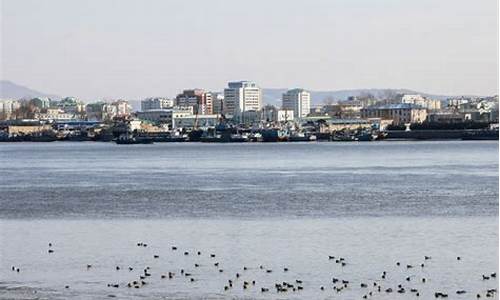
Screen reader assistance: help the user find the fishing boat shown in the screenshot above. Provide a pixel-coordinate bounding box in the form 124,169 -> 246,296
115,134 -> 153,144
261,128 -> 289,142
461,129 -> 499,140
289,132 -> 317,142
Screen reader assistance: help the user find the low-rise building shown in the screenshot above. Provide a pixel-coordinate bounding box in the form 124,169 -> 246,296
35,108 -> 79,121
427,111 -> 466,123
136,107 -> 193,128
322,102 -> 364,118
327,118 -> 373,131
30,97 -> 51,109
261,105 -> 294,123
399,94 -> 441,110
141,97 -> 174,111
102,100 -> 132,121
173,114 -> 219,129
85,102 -> 106,121
0,99 -> 21,120
361,103 -> 427,125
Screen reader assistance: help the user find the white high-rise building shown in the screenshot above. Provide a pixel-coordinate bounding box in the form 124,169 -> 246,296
223,81 -> 262,117
282,88 -> 311,119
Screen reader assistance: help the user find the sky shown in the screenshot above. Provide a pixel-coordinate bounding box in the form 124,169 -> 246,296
1,0 -> 498,100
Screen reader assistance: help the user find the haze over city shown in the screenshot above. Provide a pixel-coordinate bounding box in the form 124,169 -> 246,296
1,0 -> 498,100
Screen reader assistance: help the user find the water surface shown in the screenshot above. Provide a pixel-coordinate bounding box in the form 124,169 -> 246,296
0,141 -> 498,299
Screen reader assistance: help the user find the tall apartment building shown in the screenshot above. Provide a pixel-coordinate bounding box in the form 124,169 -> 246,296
282,88 -> 311,119
175,89 -> 213,115
223,81 -> 262,117
211,92 -> 224,115
141,97 -> 174,111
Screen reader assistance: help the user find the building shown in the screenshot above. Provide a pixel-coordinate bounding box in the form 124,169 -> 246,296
211,92 -> 224,115
102,100 -> 132,121
0,99 -> 21,120
141,97 -> 174,111
399,94 -> 441,111
327,119 -> 373,131
173,114 -> 219,129
447,98 -> 469,109
261,105 -> 294,122
35,108 -> 79,121
282,88 -> 310,119
136,107 -> 193,128
361,103 -> 427,125
29,97 -> 51,109
175,89 -> 212,115
57,97 -> 86,114
427,111 -> 466,123
223,81 -> 262,117
85,102 -> 106,121
322,102 -> 363,118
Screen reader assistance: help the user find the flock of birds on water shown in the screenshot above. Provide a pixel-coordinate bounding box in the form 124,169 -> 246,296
7,241 -> 499,299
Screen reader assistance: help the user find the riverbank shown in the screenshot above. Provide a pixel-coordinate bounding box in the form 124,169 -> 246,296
0,129 -> 498,143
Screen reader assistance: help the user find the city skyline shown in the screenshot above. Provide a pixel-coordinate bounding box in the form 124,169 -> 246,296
1,0 -> 498,100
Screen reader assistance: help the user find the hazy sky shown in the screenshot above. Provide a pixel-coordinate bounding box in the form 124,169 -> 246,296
1,0 -> 498,100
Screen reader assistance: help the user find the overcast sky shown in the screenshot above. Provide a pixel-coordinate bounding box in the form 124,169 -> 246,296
1,0 -> 498,100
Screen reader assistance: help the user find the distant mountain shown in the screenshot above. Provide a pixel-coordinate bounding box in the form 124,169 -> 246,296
0,80 -> 478,108
263,88 -> 454,107
0,80 -> 60,100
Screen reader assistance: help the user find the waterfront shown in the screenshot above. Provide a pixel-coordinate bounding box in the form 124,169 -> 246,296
0,141 -> 498,299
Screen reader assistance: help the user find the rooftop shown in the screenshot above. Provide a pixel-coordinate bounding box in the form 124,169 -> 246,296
364,103 -> 425,110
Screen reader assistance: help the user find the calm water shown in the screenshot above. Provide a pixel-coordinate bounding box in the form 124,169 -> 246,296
0,141 -> 498,299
